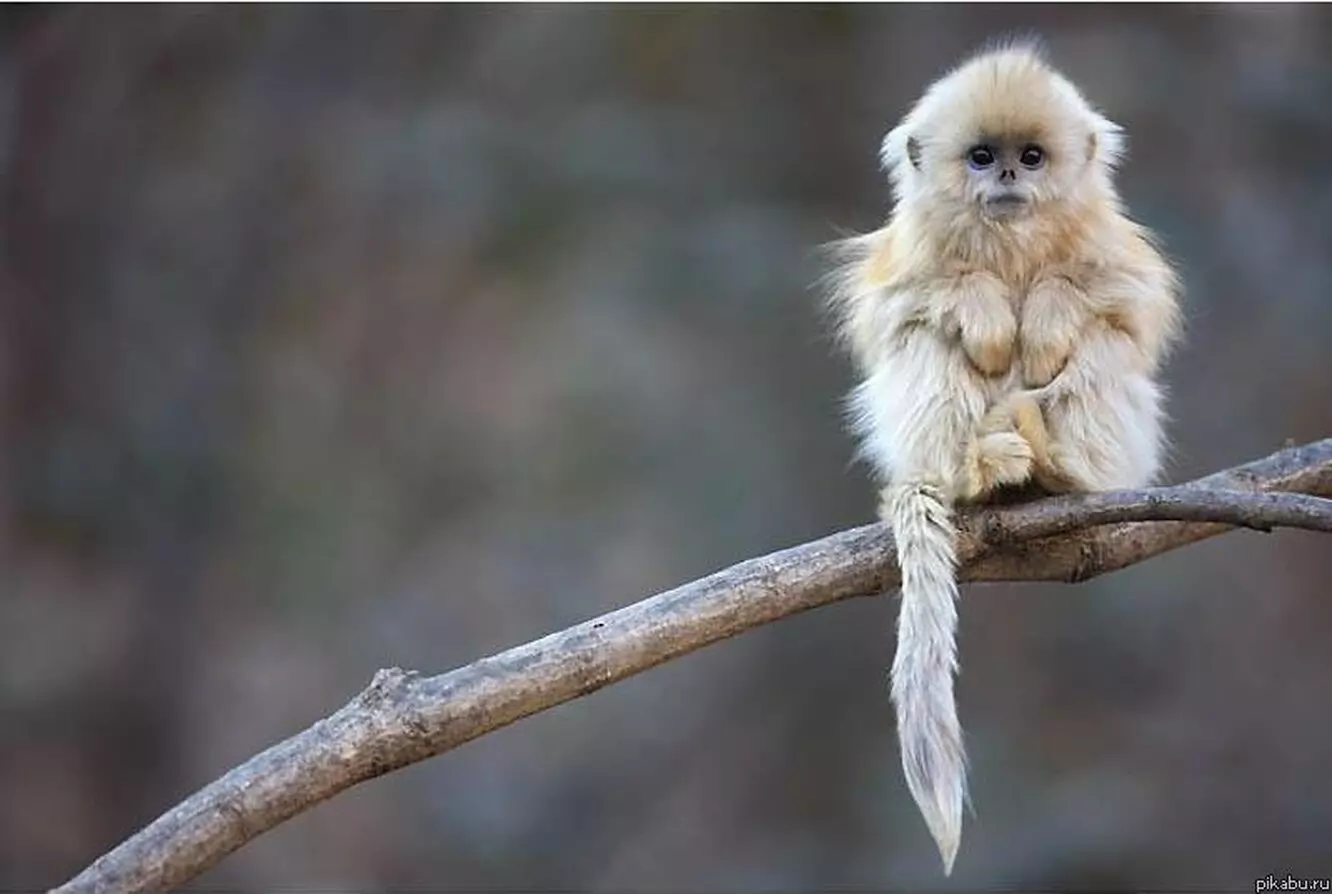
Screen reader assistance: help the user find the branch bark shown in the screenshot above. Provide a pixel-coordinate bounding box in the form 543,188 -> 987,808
53,438 -> 1332,894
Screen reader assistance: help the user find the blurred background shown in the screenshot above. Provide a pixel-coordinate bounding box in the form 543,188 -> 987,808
2,5 -> 1330,892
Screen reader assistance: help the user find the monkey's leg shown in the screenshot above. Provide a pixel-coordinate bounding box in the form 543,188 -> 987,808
856,329 -> 1028,512
951,378 -> 1051,504
977,394 -> 1072,494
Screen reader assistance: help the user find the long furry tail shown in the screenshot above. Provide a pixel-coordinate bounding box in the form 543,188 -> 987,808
884,481 -> 968,875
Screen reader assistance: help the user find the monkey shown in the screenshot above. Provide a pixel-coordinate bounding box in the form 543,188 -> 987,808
825,41 -> 1181,874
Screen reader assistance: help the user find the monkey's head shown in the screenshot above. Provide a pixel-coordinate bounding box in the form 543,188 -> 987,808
881,42 -> 1125,223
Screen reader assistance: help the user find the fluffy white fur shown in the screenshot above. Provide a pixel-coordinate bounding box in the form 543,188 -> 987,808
826,40 -> 1182,874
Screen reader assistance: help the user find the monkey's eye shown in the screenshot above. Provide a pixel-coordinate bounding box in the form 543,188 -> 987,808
1019,145 -> 1045,168
966,145 -> 996,169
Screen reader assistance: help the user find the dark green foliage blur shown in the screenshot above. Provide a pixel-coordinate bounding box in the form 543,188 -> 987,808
3,6 -> 1330,891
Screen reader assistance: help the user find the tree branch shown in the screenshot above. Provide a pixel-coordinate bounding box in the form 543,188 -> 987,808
53,438 -> 1332,894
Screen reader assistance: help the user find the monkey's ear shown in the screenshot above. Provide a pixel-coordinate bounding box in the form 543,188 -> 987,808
1087,114 -> 1127,167
879,124 -> 916,175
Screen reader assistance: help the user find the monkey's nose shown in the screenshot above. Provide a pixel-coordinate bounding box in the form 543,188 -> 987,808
999,168 -> 1016,182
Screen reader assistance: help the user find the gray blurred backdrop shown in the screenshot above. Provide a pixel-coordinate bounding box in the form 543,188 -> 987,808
3,5 -> 1330,892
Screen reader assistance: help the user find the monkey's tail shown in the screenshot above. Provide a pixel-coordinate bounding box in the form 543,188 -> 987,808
884,480 -> 968,875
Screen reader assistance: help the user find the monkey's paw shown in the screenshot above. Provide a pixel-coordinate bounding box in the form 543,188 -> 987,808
957,305 -> 1017,378
943,272 -> 1017,377
1020,340 -> 1073,388
966,333 -> 1016,378
960,431 -> 1033,501
1019,277 -> 1086,386
978,431 -> 1034,488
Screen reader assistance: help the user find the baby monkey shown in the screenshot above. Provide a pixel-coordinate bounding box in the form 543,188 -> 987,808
827,41 -> 1181,873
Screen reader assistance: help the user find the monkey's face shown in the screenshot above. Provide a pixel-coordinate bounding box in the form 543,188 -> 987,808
888,49 -> 1123,224
960,137 -> 1052,220
904,123 -> 1086,222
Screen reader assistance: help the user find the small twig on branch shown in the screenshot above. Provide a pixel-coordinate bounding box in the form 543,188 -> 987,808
53,438 -> 1332,894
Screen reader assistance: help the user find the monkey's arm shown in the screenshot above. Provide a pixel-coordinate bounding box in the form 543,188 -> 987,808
835,240 -> 1031,500
1086,233 -> 1182,373
834,229 -> 1017,380
1019,317 -> 1171,493
1019,274 -> 1093,387
925,272 -> 1018,378
1008,235 -> 1180,493
1020,233 -> 1181,387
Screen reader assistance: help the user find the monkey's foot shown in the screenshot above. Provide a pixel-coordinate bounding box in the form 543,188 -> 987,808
1007,397 -> 1055,468
983,395 -> 1078,494
978,431 -> 1034,487
960,431 -> 1033,501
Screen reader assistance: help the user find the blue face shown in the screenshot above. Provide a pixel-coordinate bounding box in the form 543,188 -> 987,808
964,138 -> 1049,219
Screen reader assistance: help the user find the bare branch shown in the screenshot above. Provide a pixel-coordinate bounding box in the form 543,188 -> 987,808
52,438 -> 1332,894
968,487 -> 1332,542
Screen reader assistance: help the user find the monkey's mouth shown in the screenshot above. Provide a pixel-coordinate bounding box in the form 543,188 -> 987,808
982,193 -> 1031,219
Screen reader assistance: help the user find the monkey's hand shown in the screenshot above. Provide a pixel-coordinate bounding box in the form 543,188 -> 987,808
939,272 -> 1017,377
1019,275 -> 1091,387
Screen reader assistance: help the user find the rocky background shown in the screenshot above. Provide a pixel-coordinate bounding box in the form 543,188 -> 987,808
3,6 -> 1330,891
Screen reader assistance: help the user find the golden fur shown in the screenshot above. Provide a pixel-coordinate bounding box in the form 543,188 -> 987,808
826,40 -> 1182,873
